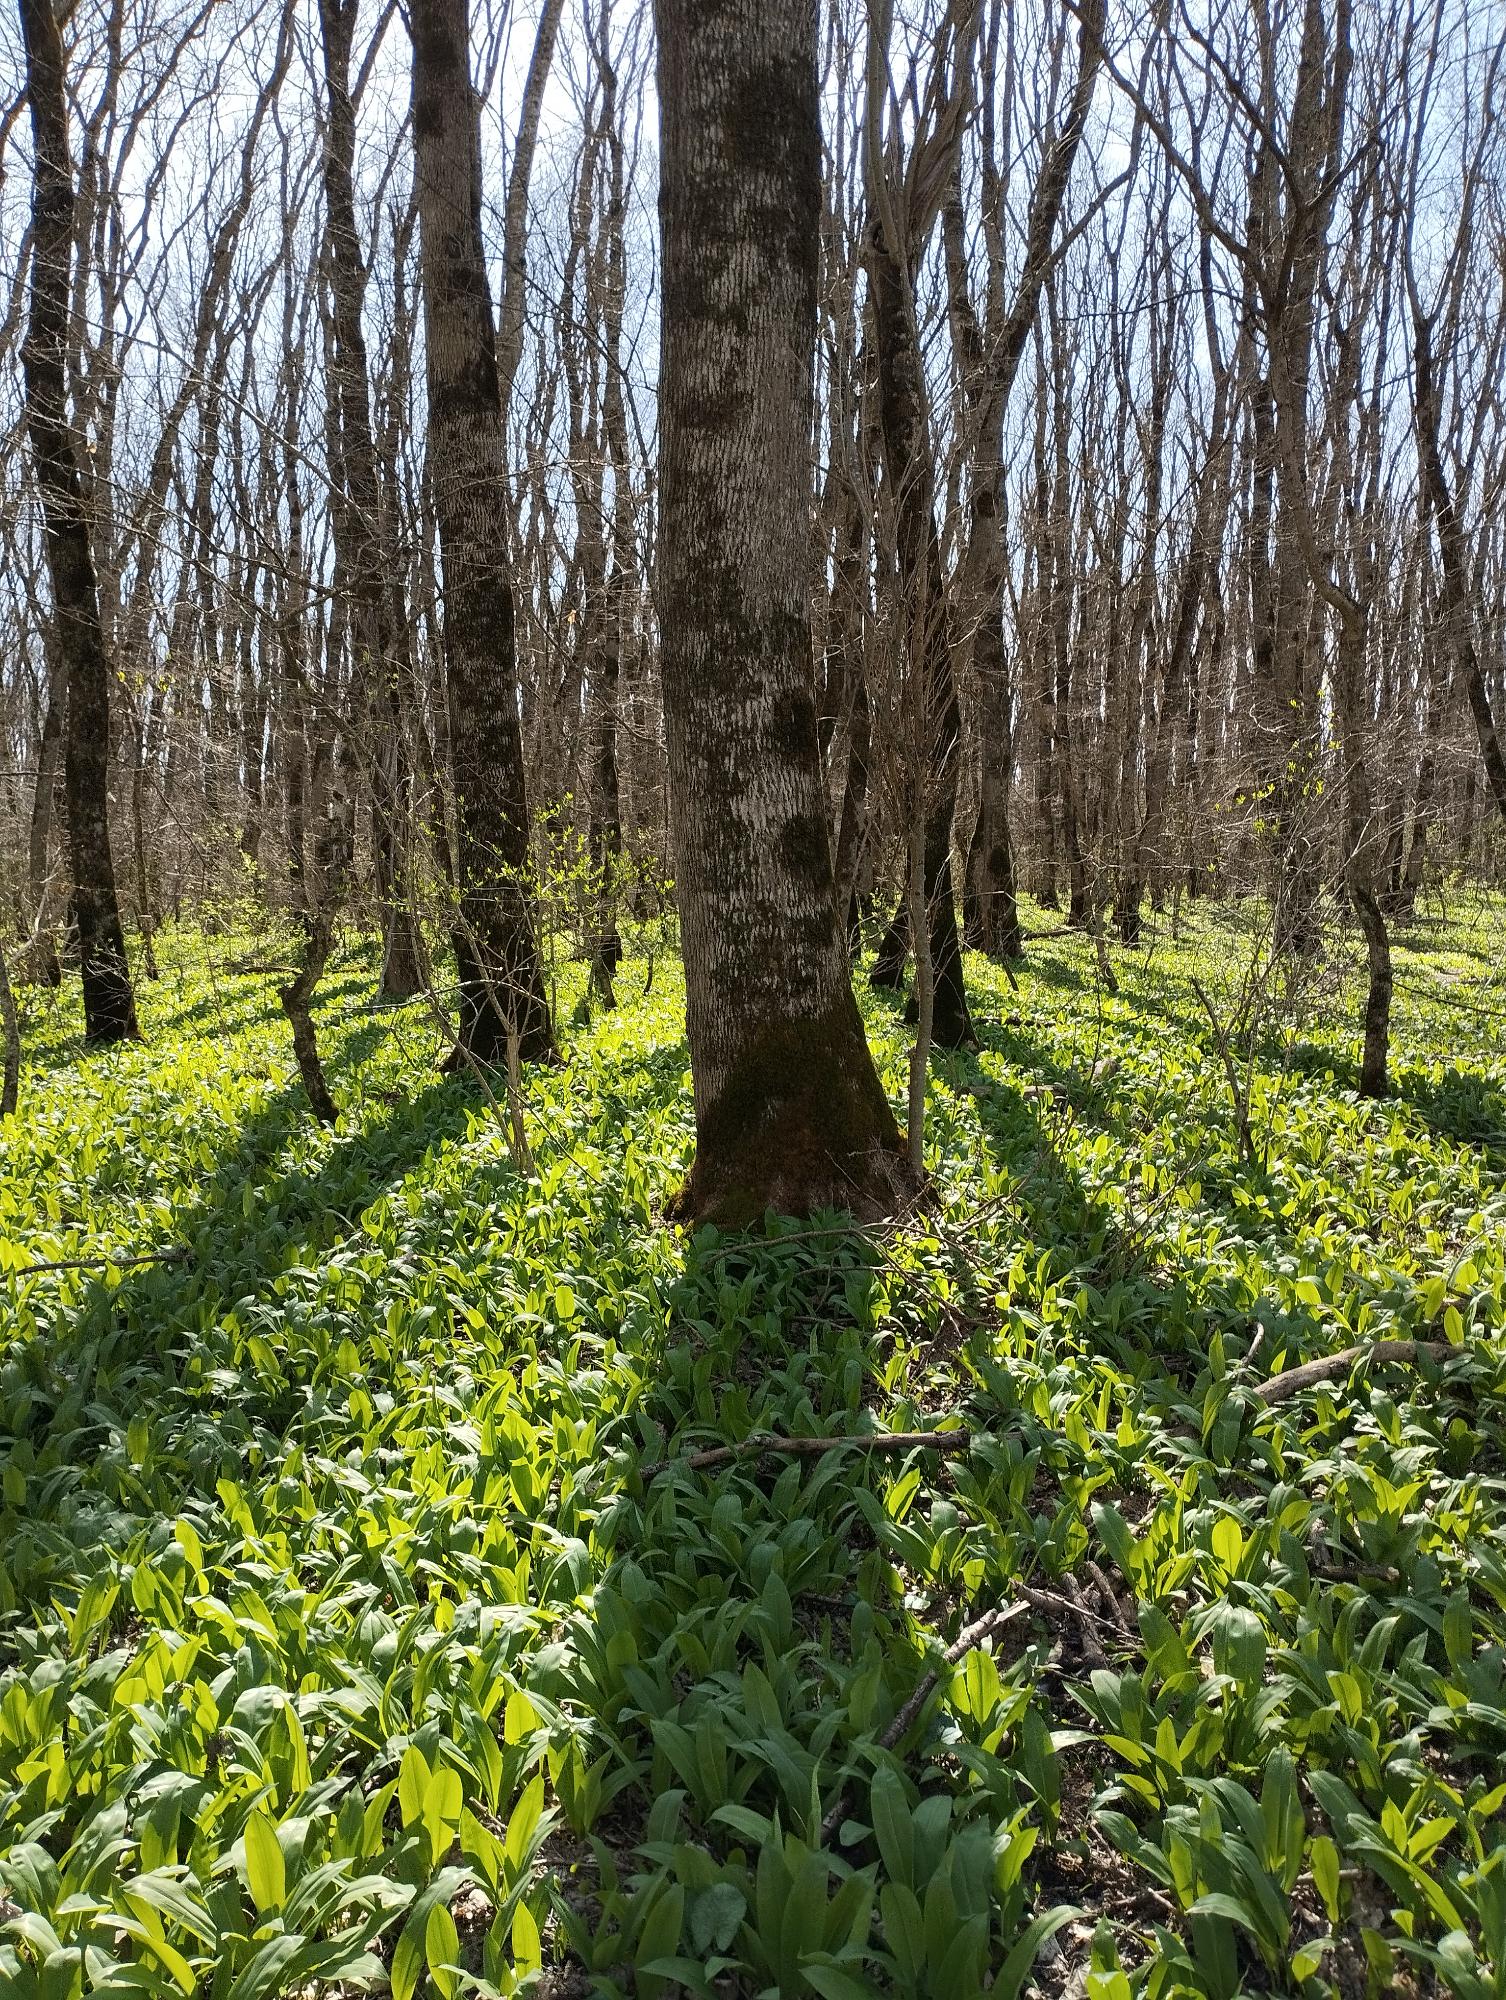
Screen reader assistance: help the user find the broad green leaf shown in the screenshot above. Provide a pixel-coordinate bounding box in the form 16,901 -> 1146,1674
243,1809 -> 285,1914
425,1903 -> 460,2000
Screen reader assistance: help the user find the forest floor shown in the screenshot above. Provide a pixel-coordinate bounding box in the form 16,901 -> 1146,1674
1,890 -> 1504,2000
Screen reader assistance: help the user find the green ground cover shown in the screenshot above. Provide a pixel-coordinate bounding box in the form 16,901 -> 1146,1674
1,896 -> 1504,1998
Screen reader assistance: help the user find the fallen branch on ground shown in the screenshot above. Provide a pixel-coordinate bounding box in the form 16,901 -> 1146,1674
820,1600 -> 1027,1846
1252,1338 -> 1460,1404
6,1245 -> 191,1279
637,1429 -> 975,1483
1085,1559 -> 1135,1640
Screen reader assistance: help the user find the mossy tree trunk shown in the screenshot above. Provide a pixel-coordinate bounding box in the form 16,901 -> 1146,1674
18,0 -> 138,1045
654,0 -> 914,1227
410,0 -> 553,1065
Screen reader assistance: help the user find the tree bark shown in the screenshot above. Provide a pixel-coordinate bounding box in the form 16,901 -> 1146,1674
945,0 -> 1104,961
17,0 -> 138,1043
23,656 -> 63,986
654,0 -> 913,1226
320,0 -> 427,1001
0,929 -> 19,1119
587,65 -> 630,1011
410,0 -> 553,1064
866,224 -> 975,1048
1411,296 -> 1506,827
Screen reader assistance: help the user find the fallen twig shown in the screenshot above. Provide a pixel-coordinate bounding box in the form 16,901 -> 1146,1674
1238,1322 -> 1271,1377
1252,1338 -> 1460,1404
1085,1560 -> 1134,1640
637,1429 -> 974,1483
7,1245 -> 192,1279
820,1600 -> 1027,1846
1059,1574 -> 1111,1666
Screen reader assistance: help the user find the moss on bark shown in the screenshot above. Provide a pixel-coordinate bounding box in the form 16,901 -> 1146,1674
669,987 -> 916,1229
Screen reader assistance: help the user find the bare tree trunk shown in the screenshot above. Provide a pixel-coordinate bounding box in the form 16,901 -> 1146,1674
1333,601 -> 1391,1098
24,660 -> 63,985
279,910 -> 339,1125
410,0 -> 554,1065
18,0 -> 138,1043
946,0 -> 1104,962
1127,248 -> 1236,937
128,693 -> 159,978
1411,294 -> 1506,827
654,0 -> 914,1225
867,223 -> 975,1048
319,0 -> 427,1002
0,929 -> 19,1119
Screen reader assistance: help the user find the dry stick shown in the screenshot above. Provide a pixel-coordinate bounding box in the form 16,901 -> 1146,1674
8,1246 -> 191,1278
1013,1581 -> 1121,1642
819,1600 -> 1028,1848
1085,1559 -> 1134,1640
1059,1573 -> 1110,1667
638,1429 -> 975,1484
1239,1321 -> 1272,1378
1252,1339 -> 1459,1405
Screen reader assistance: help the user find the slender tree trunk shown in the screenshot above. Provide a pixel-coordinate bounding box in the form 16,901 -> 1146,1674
832,665 -> 873,946
24,664 -> 63,985
944,0 -> 1103,962
654,0 -> 913,1225
128,694 -> 159,978
867,225 -> 975,1048
1412,299 -> 1506,827
1332,599 -> 1391,1098
320,0 -> 427,1002
410,0 -> 553,1064
0,929 -> 19,1119
583,25 -> 631,1010
18,0 -> 138,1043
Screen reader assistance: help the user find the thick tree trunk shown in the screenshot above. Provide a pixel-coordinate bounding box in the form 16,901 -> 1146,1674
654,0 -> 912,1227
410,0 -> 553,1065
18,0 -> 138,1043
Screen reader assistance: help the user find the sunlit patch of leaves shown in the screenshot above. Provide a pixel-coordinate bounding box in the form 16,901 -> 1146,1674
0,896 -> 1503,1996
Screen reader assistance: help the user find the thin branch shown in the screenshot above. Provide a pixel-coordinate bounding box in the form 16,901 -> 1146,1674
6,1246 -> 191,1279
820,1599 -> 1027,1846
637,1429 -> 974,1484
